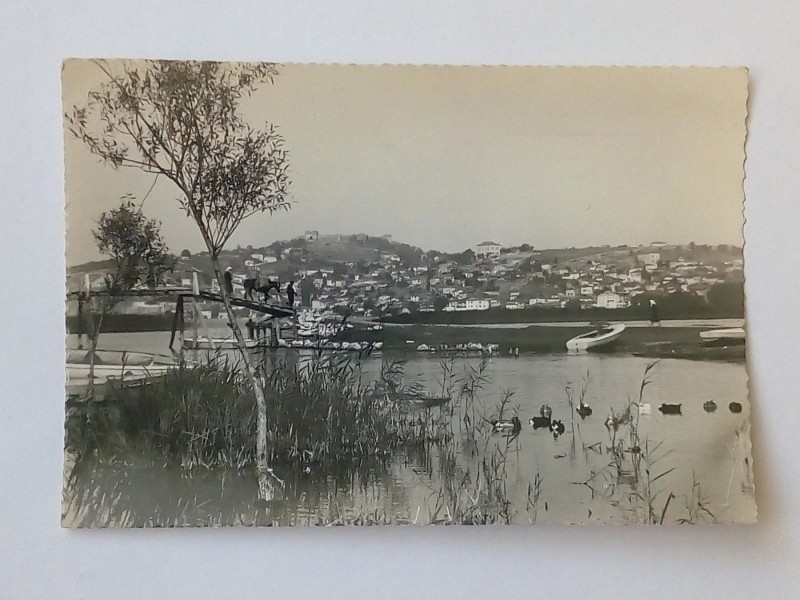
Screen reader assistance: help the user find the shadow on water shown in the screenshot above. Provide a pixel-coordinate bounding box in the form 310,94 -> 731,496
63,454 -> 419,527
63,350 -> 757,526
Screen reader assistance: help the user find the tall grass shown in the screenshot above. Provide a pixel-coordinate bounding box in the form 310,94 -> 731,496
65,355 -> 738,526
65,354 -> 456,472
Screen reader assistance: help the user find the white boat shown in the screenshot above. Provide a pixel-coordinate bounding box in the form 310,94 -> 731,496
66,349 -> 181,390
566,323 -> 626,352
182,337 -> 259,350
699,327 -> 745,345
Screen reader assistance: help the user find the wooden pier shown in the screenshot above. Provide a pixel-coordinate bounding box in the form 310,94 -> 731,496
169,289 -> 295,350
68,273 -> 296,351
189,290 -> 294,318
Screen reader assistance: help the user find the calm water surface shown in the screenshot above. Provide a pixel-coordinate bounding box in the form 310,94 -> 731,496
64,331 -> 756,526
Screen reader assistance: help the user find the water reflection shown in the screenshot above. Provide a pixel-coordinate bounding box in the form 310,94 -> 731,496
63,346 -> 756,526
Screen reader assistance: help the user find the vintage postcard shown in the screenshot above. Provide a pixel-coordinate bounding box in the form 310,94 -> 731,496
63,61 -> 754,526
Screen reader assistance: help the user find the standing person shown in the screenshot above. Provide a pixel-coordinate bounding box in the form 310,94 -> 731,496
649,298 -> 661,327
223,266 -> 234,296
245,318 -> 255,340
286,280 -> 295,308
514,347 -> 520,359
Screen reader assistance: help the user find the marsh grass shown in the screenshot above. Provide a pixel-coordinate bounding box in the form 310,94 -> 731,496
65,354 -> 441,473
64,354 -> 737,526
64,353 -> 523,526
570,361 -> 716,524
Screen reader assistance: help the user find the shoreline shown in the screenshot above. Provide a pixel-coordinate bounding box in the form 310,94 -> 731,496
353,324 -> 744,362
66,317 -> 745,362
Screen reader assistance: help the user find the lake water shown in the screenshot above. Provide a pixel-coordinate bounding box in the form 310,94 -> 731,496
63,331 -> 756,526
428,318 -> 746,329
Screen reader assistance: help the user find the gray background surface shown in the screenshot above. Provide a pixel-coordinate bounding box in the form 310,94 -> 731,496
1,1 -> 797,597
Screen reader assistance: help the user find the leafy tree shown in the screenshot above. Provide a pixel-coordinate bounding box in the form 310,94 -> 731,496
180,248 -> 192,258
707,282 -> 744,315
396,244 -> 422,267
83,200 -> 172,390
433,295 -> 449,312
69,60 -> 290,490
268,240 -> 286,260
454,249 -> 475,265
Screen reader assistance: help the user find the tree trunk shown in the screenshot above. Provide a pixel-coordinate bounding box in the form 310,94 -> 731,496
86,299 -> 108,398
208,257 -> 278,501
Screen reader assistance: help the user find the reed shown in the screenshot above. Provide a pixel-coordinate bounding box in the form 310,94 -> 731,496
64,355 -> 524,526
65,355 -> 443,471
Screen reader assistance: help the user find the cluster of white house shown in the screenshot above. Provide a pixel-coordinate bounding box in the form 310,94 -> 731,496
74,237 -> 742,319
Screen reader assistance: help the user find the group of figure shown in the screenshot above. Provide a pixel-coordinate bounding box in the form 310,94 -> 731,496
492,404 -> 569,438
223,267 -> 295,308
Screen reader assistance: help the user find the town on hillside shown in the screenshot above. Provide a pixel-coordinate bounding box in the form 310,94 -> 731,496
67,232 -> 744,322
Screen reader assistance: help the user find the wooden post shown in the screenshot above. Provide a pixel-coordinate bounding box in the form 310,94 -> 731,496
192,297 -> 200,361
79,274 -> 91,349
76,293 -> 85,350
168,295 -> 184,351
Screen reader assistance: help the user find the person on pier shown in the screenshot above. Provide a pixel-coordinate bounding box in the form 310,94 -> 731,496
223,266 -> 234,296
286,281 -> 296,308
649,298 -> 661,327
245,318 -> 255,340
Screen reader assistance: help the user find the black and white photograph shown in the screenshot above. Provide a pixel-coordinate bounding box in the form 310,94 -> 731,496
62,61 -> 754,526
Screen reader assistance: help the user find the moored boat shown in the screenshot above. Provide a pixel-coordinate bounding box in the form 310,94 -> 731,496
699,327 -> 745,346
276,338 -> 379,352
182,337 -> 259,350
66,349 -> 183,392
566,323 -> 626,352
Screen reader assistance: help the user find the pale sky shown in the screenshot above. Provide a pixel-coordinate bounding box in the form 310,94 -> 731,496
63,61 -> 747,266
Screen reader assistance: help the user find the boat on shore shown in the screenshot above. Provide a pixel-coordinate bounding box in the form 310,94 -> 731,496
182,337 -> 259,350
699,327 -> 745,346
276,339 -> 382,352
413,342 -> 500,356
66,349 -> 183,393
566,323 -> 626,352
